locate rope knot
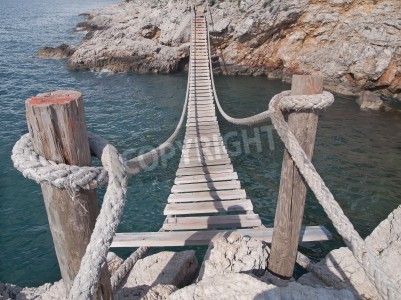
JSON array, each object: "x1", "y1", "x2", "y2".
[
  {"x1": 271, "y1": 90, "x2": 334, "y2": 112},
  {"x1": 11, "y1": 133, "x2": 109, "y2": 190}
]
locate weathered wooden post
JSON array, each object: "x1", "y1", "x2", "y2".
[
  {"x1": 268, "y1": 75, "x2": 324, "y2": 278},
  {"x1": 25, "y1": 90, "x2": 112, "y2": 298}
]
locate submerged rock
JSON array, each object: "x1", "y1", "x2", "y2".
[
  {"x1": 36, "y1": 44, "x2": 77, "y2": 60},
  {"x1": 356, "y1": 91, "x2": 384, "y2": 110}
]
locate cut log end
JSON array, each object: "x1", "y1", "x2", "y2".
[{"x1": 27, "y1": 90, "x2": 81, "y2": 106}]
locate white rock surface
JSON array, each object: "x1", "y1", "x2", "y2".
[
  {"x1": 299, "y1": 205, "x2": 401, "y2": 299},
  {"x1": 169, "y1": 273, "x2": 355, "y2": 300},
  {"x1": 54, "y1": 0, "x2": 401, "y2": 100},
  {"x1": 124, "y1": 251, "x2": 198, "y2": 288},
  {"x1": 117, "y1": 284, "x2": 177, "y2": 300},
  {"x1": 198, "y1": 232, "x2": 269, "y2": 281}
]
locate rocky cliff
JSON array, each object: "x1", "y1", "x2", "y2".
[{"x1": 39, "y1": 0, "x2": 401, "y2": 100}]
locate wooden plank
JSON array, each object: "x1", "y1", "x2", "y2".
[
  {"x1": 185, "y1": 128, "x2": 220, "y2": 135},
  {"x1": 182, "y1": 140, "x2": 224, "y2": 149},
  {"x1": 163, "y1": 214, "x2": 261, "y2": 230},
  {"x1": 180, "y1": 154, "x2": 230, "y2": 163},
  {"x1": 179, "y1": 158, "x2": 232, "y2": 168},
  {"x1": 164, "y1": 199, "x2": 252, "y2": 215},
  {"x1": 171, "y1": 180, "x2": 240, "y2": 194},
  {"x1": 181, "y1": 145, "x2": 226, "y2": 155},
  {"x1": 184, "y1": 134, "x2": 222, "y2": 141},
  {"x1": 185, "y1": 120, "x2": 219, "y2": 126},
  {"x1": 185, "y1": 123, "x2": 219, "y2": 129},
  {"x1": 184, "y1": 133, "x2": 222, "y2": 140},
  {"x1": 168, "y1": 189, "x2": 245, "y2": 202},
  {"x1": 110, "y1": 226, "x2": 333, "y2": 247},
  {"x1": 175, "y1": 172, "x2": 238, "y2": 184}
]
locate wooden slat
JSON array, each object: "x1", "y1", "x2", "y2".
[
  {"x1": 185, "y1": 128, "x2": 220, "y2": 135},
  {"x1": 180, "y1": 154, "x2": 230, "y2": 163},
  {"x1": 111, "y1": 226, "x2": 333, "y2": 247},
  {"x1": 163, "y1": 214, "x2": 261, "y2": 230},
  {"x1": 168, "y1": 189, "x2": 246, "y2": 202},
  {"x1": 175, "y1": 172, "x2": 238, "y2": 184},
  {"x1": 179, "y1": 158, "x2": 231, "y2": 168},
  {"x1": 171, "y1": 180, "x2": 240, "y2": 193},
  {"x1": 182, "y1": 140, "x2": 224, "y2": 149},
  {"x1": 164, "y1": 199, "x2": 252, "y2": 215}
]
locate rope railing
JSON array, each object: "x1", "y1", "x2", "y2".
[{"x1": 10, "y1": 3, "x2": 400, "y2": 299}]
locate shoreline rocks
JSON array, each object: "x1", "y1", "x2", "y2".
[
  {"x1": 36, "y1": 44, "x2": 77, "y2": 60},
  {"x1": 36, "y1": 0, "x2": 401, "y2": 102}
]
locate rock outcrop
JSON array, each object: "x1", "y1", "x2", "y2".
[
  {"x1": 49, "y1": 0, "x2": 401, "y2": 100},
  {"x1": 169, "y1": 273, "x2": 356, "y2": 300},
  {"x1": 36, "y1": 44, "x2": 77, "y2": 60},
  {"x1": 123, "y1": 251, "x2": 198, "y2": 288},
  {"x1": 198, "y1": 231, "x2": 270, "y2": 281},
  {"x1": 298, "y1": 205, "x2": 401, "y2": 299}
]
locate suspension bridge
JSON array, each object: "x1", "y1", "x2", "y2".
[{"x1": 11, "y1": 5, "x2": 400, "y2": 300}]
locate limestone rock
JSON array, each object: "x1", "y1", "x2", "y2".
[
  {"x1": 356, "y1": 91, "x2": 384, "y2": 110},
  {"x1": 198, "y1": 232, "x2": 269, "y2": 281},
  {"x1": 36, "y1": 44, "x2": 77, "y2": 59},
  {"x1": 124, "y1": 251, "x2": 198, "y2": 288},
  {"x1": 40, "y1": 0, "x2": 401, "y2": 100},
  {"x1": 16, "y1": 280, "x2": 65, "y2": 300},
  {"x1": 169, "y1": 273, "x2": 355, "y2": 300},
  {"x1": 298, "y1": 205, "x2": 401, "y2": 299},
  {"x1": 107, "y1": 251, "x2": 123, "y2": 276},
  {"x1": 118, "y1": 284, "x2": 177, "y2": 300}
]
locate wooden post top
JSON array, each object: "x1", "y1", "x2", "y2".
[
  {"x1": 291, "y1": 74, "x2": 323, "y2": 96},
  {"x1": 26, "y1": 90, "x2": 81, "y2": 106}
]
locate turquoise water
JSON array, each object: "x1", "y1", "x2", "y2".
[{"x1": 1, "y1": 0, "x2": 401, "y2": 288}]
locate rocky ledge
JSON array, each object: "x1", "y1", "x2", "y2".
[
  {"x1": 2, "y1": 204, "x2": 401, "y2": 299},
  {"x1": 38, "y1": 0, "x2": 401, "y2": 101}
]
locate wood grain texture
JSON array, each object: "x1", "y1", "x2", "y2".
[
  {"x1": 111, "y1": 226, "x2": 332, "y2": 247},
  {"x1": 25, "y1": 90, "x2": 112, "y2": 298},
  {"x1": 268, "y1": 75, "x2": 323, "y2": 278}
]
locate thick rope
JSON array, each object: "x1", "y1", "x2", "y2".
[
  {"x1": 11, "y1": 134, "x2": 108, "y2": 190},
  {"x1": 268, "y1": 94, "x2": 400, "y2": 300},
  {"x1": 69, "y1": 144, "x2": 128, "y2": 299}
]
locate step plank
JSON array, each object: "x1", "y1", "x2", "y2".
[
  {"x1": 168, "y1": 188, "x2": 245, "y2": 202},
  {"x1": 164, "y1": 199, "x2": 252, "y2": 215},
  {"x1": 175, "y1": 172, "x2": 238, "y2": 184},
  {"x1": 171, "y1": 180, "x2": 240, "y2": 193},
  {"x1": 111, "y1": 226, "x2": 333, "y2": 247},
  {"x1": 163, "y1": 214, "x2": 261, "y2": 230}
]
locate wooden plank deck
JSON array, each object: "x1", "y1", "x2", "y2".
[{"x1": 111, "y1": 13, "x2": 332, "y2": 248}]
